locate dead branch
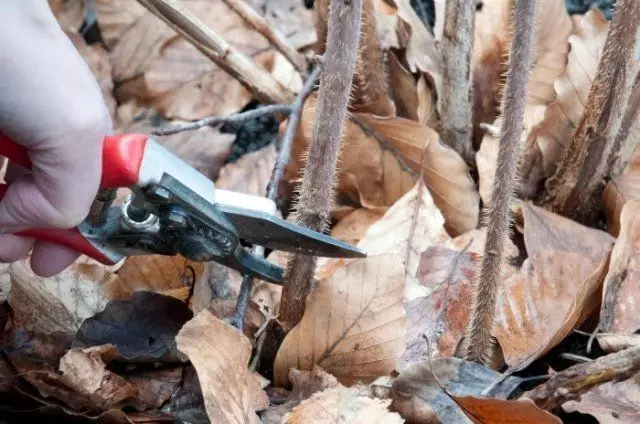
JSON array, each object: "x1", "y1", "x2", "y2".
[
  {"x1": 523, "y1": 345, "x2": 640, "y2": 411},
  {"x1": 540, "y1": 0, "x2": 640, "y2": 223},
  {"x1": 228, "y1": 65, "x2": 322, "y2": 331},
  {"x1": 151, "y1": 104, "x2": 293, "y2": 136},
  {"x1": 462, "y1": 0, "x2": 536, "y2": 367},
  {"x1": 278, "y1": 0, "x2": 364, "y2": 332},
  {"x1": 136, "y1": 0, "x2": 295, "y2": 106},
  {"x1": 438, "y1": 0, "x2": 476, "y2": 165},
  {"x1": 222, "y1": 0, "x2": 307, "y2": 74}
]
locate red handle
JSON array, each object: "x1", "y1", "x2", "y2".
[
  {"x1": 0, "y1": 131, "x2": 150, "y2": 265},
  {"x1": 0, "y1": 131, "x2": 149, "y2": 188}
]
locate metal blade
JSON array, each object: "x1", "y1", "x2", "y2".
[
  {"x1": 216, "y1": 246, "x2": 284, "y2": 284},
  {"x1": 217, "y1": 205, "x2": 367, "y2": 258}
]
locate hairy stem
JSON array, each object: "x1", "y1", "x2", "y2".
[
  {"x1": 278, "y1": 0, "x2": 363, "y2": 332},
  {"x1": 524, "y1": 346, "x2": 640, "y2": 411},
  {"x1": 438, "y1": 0, "x2": 476, "y2": 165},
  {"x1": 464, "y1": 0, "x2": 536, "y2": 366},
  {"x1": 540, "y1": 0, "x2": 640, "y2": 223},
  {"x1": 136, "y1": 0, "x2": 294, "y2": 105},
  {"x1": 222, "y1": 0, "x2": 307, "y2": 74}
]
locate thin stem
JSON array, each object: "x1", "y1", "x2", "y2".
[
  {"x1": 151, "y1": 104, "x2": 292, "y2": 136},
  {"x1": 278, "y1": 0, "x2": 364, "y2": 332},
  {"x1": 464, "y1": 0, "x2": 537, "y2": 367}
]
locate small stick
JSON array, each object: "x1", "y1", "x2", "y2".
[
  {"x1": 278, "y1": 0, "x2": 364, "y2": 332},
  {"x1": 222, "y1": 0, "x2": 307, "y2": 74},
  {"x1": 438, "y1": 0, "x2": 476, "y2": 165},
  {"x1": 524, "y1": 346, "x2": 640, "y2": 411},
  {"x1": 151, "y1": 104, "x2": 293, "y2": 136},
  {"x1": 136, "y1": 0, "x2": 294, "y2": 105},
  {"x1": 228, "y1": 65, "x2": 322, "y2": 331},
  {"x1": 462, "y1": 0, "x2": 537, "y2": 366}
]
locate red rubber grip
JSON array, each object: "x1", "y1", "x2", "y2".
[
  {"x1": 0, "y1": 185, "x2": 115, "y2": 265},
  {"x1": 0, "y1": 131, "x2": 149, "y2": 189}
]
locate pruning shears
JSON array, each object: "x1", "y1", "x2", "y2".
[{"x1": 0, "y1": 132, "x2": 365, "y2": 284}]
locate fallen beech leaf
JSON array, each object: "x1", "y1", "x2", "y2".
[
  {"x1": 116, "y1": 254, "x2": 204, "y2": 300},
  {"x1": 356, "y1": 183, "x2": 449, "y2": 299},
  {"x1": 453, "y1": 396, "x2": 561, "y2": 424},
  {"x1": 527, "y1": 9, "x2": 609, "y2": 180},
  {"x1": 73, "y1": 291, "x2": 193, "y2": 363},
  {"x1": 493, "y1": 204, "x2": 614, "y2": 369},
  {"x1": 597, "y1": 334, "x2": 640, "y2": 353},
  {"x1": 95, "y1": 0, "x2": 147, "y2": 49},
  {"x1": 284, "y1": 387, "x2": 403, "y2": 424},
  {"x1": 262, "y1": 367, "x2": 341, "y2": 424},
  {"x1": 110, "y1": 1, "x2": 271, "y2": 120},
  {"x1": 563, "y1": 374, "x2": 640, "y2": 423},
  {"x1": 330, "y1": 208, "x2": 387, "y2": 246},
  {"x1": 125, "y1": 367, "x2": 183, "y2": 410},
  {"x1": 259, "y1": 0, "x2": 317, "y2": 50},
  {"x1": 600, "y1": 201, "x2": 640, "y2": 333},
  {"x1": 161, "y1": 365, "x2": 208, "y2": 423},
  {"x1": 287, "y1": 95, "x2": 479, "y2": 235},
  {"x1": 65, "y1": 30, "x2": 117, "y2": 119},
  {"x1": 8, "y1": 258, "x2": 129, "y2": 334},
  {"x1": 399, "y1": 246, "x2": 477, "y2": 368},
  {"x1": 387, "y1": 51, "x2": 419, "y2": 121},
  {"x1": 175, "y1": 309, "x2": 268, "y2": 424},
  {"x1": 59, "y1": 345, "x2": 137, "y2": 410},
  {"x1": 603, "y1": 150, "x2": 640, "y2": 236},
  {"x1": 391, "y1": 357, "x2": 523, "y2": 424},
  {"x1": 118, "y1": 107, "x2": 235, "y2": 181},
  {"x1": 215, "y1": 144, "x2": 277, "y2": 197},
  {"x1": 274, "y1": 254, "x2": 406, "y2": 387}
]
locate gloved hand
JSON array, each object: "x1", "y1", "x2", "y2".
[{"x1": 0, "y1": 1, "x2": 112, "y2": 276}]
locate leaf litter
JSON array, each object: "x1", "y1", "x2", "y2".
[{"x1": 3, "y1": 0, "x2": 640, "y2": 423}]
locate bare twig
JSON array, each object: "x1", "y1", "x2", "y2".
[
  {"x1": 228, "y1": 65, "x2": 322, "y2": 332},
  {"x1": 438, "y1": 0, "x2": 476, "y2": 165},
  {"x1": 278, "y1": 0, "x2": 363, "y2": 332},
  {"x1": 151, "y1": 104, "x2": 292, "y2": 136},
  {"x1": 222, "y1": 0, "x2": 307, "y2": 74},
  {"x1": 524, "y1": 346, "x2": 640, "y2": 411},
  {"x1": 462, "y1": 0, "x2": 536, "y2": 367},
  {"x1": 136, "y1": 0, "x2": 295, "y2": 105},
  {"x1": 540, "y1": 0, "x2": 640, "y2": 223}
]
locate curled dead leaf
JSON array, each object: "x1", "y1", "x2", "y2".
[
  {"x1": 175, "y1": 309, "x2": 268, "y2": 424},
  {"x1": 603, "y1": 148, "x2": 640, "y2": 236},
  {"x1": 330, "y1": 208, "x2": 387, "y2": 246},
  {"x1": 494, "y1": 204, "x2": 614, "y2": 370},
  {"x1": 215, "y1": 143, "x2": 278, "y2": 197},
  {"x1": 274, "y1": 254, "x2": 406, "y2": 387},
  {"x1": 600, "y1": 200, "x2": 640, "y2": 333}
]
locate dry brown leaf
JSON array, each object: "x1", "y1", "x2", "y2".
[
  {"x1": 110, "y1": 1, "x2": 271, "y2": 120},
  {"x1": 215, "y1": 144, "x2": 277, "y2": 197},
  {"x1": 453, "y1": 396, "x2": 561, "y2": 424},
  {"x1": 176, "y1": 309, "x2": 268, "y2": 423},
  {"x1": 116, "y1": 255, "x2": 204, "y2": 300},
  {"x1": 262, "y1": 367, "x2": 342, "y2": 424},
  {"x1": 283, "y1": 386, "x2": 403, "y2": 424},
  {"x1": 493, "y1": 204, "x2": 614, "y2": 370},
  {"x1": 399, "y1": 246, "x2": 477, "y2": 368},
  {"x1": 330, "y1": 208, "x2": 387, "y2": 246},
  {"x1": 387, "y1": 51, "x2": 420, "y2": 121},
  {"x1": 356, "y1": 182, "x2": 449, "y2": 298},
  {"x1": 287, "y1": 96, "x2": 479, "y2": 235},
  {"x1": 274, "y1": 254, "x2": 406, "y2": 387},
  {"x1": 603, "y1": 149, "x2": 640, "y2": 236},
  {"x1": 8, "y1": 258, "x2": 129, "y2": 334},
  {"x1": 125, "y1": 367, "x2": 183, "y2": 410},
  {"x1": 117, "y1": 106, "x2": 235, "y2": 181},
  {"x1": 563, "y1": 373, "x2": 640, "y2": 423},
  {"x1": 65, "y1": 30, "x2": 117, "y2": 119},
  {"x1": 58, "y1": 345, "x2": 137, "y2": 410},
  {"x1": 526, "y1": 9, "x2": 610, "y2": 181},
  {"x1": 600, "y1": 200, "x2": 640, "y2": 333},
  {"x1": 95, "y1": 0, "x2": 147, "y2": 49},
  {"x1": 0, "y1": 263, "x2": 10, "y2": 303}
]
